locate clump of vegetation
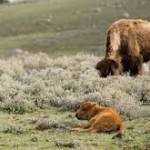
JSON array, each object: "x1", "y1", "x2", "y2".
[
  {"x1": 2, "y1": 124, "x2": 25, "y2": 134},
  {"x1": 0, "y1": 99, "x2": 35, "y2": 114},
  {"x1": 55, "y1": 140, "x2": 80, "y2": 149},
  {"x1": 0, "y1": 51, "x2": 149, "y2": 119},
  {"x1": 33, "y1": 117, "x2": 68, "y2": 131}
]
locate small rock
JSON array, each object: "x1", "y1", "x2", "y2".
[{"x1": 31, "y1": 137, "x2": 38, "y2": 142}]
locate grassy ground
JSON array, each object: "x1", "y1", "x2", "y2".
[
  {"x1": 0, "y1": 107, "x2": 149, "y2": 150},
  {"x1": 0, "y1": 0, "x2": 150, "y2": 56}
]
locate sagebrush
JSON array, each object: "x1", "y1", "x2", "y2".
[{"x1": 0, "y1": 50, "x2": 149, "y2": 118}]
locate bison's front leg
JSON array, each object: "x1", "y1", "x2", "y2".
[{"x1": 129, "y1": 55, "x2": 143, "y2": 76}]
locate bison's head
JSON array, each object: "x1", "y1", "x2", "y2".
[
  {"x1": 95, "y1": 58, "x2": 121, "y2": 77},
  {"x1": 75, "y1": 101, "x2": 95, "y2": 120},
  {"x1": 75, "y1": 100, "x2": 105, "y2": 120}
]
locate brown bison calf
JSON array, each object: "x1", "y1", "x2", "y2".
[
  {"x1": 96, "y1": 19, "x2": 150, "y2": 77},
  {"x1": 71, "y1": 101, "x2": 124, "y2": 138}
]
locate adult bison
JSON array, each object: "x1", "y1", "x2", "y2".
[{"x1": 96, "y1": 19, "x2": 150, "y2": 77}]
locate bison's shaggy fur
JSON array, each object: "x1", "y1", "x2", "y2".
[{"x1": 96, "y1": 19, "x2": 150, "y2": 77}]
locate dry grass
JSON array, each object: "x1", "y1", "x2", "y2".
[{"x1": 0, "y1": 51, "x2": 149, "y2": 119}]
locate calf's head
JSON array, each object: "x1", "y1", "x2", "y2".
[{"x1": 75, "y1": 101, "x2": 103, "y2": 120}]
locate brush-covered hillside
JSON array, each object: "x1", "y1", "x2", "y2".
[{"x1": 0, "y1": 0, "x2": 150, "y2": 56}]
